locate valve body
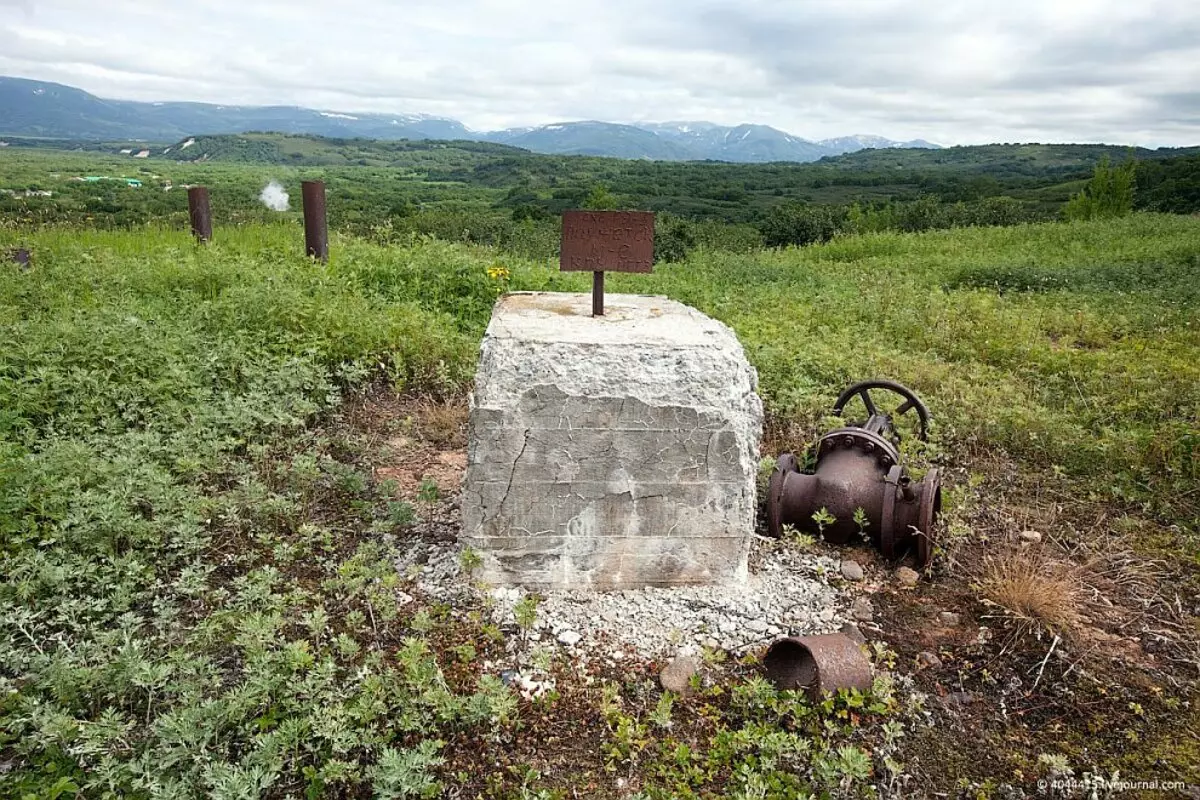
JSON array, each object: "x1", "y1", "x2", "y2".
[{"x1": 766, "y1": 384, "x2": 942, "y2": 566}]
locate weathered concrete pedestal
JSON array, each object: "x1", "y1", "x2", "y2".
[{"x1": 460, "y1": 292, "x2": 762, "y2": 589}]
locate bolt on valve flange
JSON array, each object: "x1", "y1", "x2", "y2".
[{"x1": 767, "y1": 380, "x2": 942, "y2": 567}]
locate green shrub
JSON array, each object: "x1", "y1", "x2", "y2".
[
  {"x1": 1064, "y1": 155, "x2": 1136, "y2": 220},
  {"x1": 758, "y1": 202, "x2": 843, "y2": 247}
]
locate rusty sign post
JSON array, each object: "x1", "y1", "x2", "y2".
[
  {"x1": 187, "y1": 187, "x2": 212, "y2": 243},
  {"x1": 560, "y1": 210, "x2": 654, "y2": 316},
  {"x1": 302, "y1": 180, "x2": 329, "y2": 263}
]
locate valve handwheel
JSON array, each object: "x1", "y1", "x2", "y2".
[{"x1": 832, "y1": 379, "x2": 930, "y2": 443}]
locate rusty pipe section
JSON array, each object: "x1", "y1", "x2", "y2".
[
  {"x1": 188, "y1": 187, "x2": 213, "y2": 243},
  {"x1": 301, "y1": 180, "x2": 328, "y2": 263},
  {"x1": 763, "y1": 634, "x2": 872, "y2": 695},
  {"x1": 767, "y1": 380, "x2": 942, "y2": 567}
]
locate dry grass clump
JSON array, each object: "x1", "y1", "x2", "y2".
[
  {"x1": 975, "y1": 549, "x2": 1084, "y2": 636},
  {"x1": 414, "y1": 398, "x2": 469, "y2": 448}
]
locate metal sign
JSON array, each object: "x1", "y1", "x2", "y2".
[
  {"x1": 560, "y1": 210, "x2": 655, "y2": 316},
  {"x1": 560, "y1": 210, "x2": 655, "y2": 273}
]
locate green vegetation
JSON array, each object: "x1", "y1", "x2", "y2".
[
  {"x1": 0, "y1": 211, "x2": 1196, "y2": 795},
  {"x1": 1, "y1": 135, "x2": 1199, "y2": 796},
  {"x1": 1063, "y1": 156, "x2": 1136, "y2": 220},
  {"x1": 3, "y1": 136, "x2": 1199, "y2": 259}
]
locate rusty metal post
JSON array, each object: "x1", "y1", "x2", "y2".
[
  {"x1": 187, "y1": 187, "x2": 212, "y2": 243},
  {"x1": 302, "y1": 180, "x2": 328, "y2": 263},
  {"x1": 593, "y1": 271, "x2": 604, "y2": 316}
]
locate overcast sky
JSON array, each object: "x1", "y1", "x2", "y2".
[{"x1": 1, "y1": 0, "x2": 1197, "y2": 146}]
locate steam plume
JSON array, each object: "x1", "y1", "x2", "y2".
[{"x1": 259, "y1": 180, "x2": 289, "y2": 212}]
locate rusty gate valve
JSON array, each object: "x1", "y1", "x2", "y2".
[{"x1": 767, "y1": 380, "x2": 942, "y2": 567}]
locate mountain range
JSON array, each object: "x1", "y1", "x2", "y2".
[{"x1": 0, "y1": 76, "x2": 940, "y2": 163}]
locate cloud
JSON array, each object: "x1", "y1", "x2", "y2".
[{"x1": 0, "y1": 0, "x2": 1197, "y2": 145}]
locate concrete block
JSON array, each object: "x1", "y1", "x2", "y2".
[{"x1": 461, "y1": 292, "x2": 763, "y2": 589}]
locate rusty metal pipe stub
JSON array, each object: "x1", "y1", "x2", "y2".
[{"x1": 763, "y1": 634, "x2": 873, "y2": 696}]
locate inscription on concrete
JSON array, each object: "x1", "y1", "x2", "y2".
[
  {"x1": 460, "y1": 292, "x2": 763, "y2": 590},
  {"x1": 560, "y1": 210, "x2": 655, "y2": 273}
]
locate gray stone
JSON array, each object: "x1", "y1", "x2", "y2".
[
  {"x1": 461, "y1": 293, "x2": 763, "y2": 589},
  {"x1": 895, "y1": 567, "x2": 920, "y2": 587},
  {"x1": 937, "y1": 611, "x2": 961, "y2": 627},
  {"x1": 840, "y1": 622, "x2": 867, "y2": 644},
  {"x1": 840, "y1": 560, "x2": 865, "y2": 581},
  {"x1": 660, "y1": 654, "x2": 700, "y2": 693},
  {"x1": 556, "y1": 629, "x2": 582, "y2": 647},
  {"x1": 939, "y1": 691, "x2": 979, "y2": 708},
  {"x1": 916, "y1": 650, "x2": 942, "y2": 669},
  {"x1": 1018, "y1": 530, "x2": 1042, "y2": 544},
  {"x1": 851, "y1": 596, "x2": 874, "y2": 622}
]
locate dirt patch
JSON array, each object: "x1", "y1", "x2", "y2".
[
  {"x1": 342, "y1": 391, "x2": 470, "y2": 500},
  {"x1": 869, "y1": 454, "x2": 1200, "y2": 792}
]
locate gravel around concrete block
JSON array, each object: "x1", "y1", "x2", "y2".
[{"x1": 396, "y1": 534, "x2": 847, "y2": 660}]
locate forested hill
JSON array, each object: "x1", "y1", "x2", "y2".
[
  {"x1": 2, "y1": 132, "x2": 1197, "y2": 235},
  {"x1": 24, "y1": 131, "x2": 1183, "y2": 176},
  {"x1": 150, "y1": 133, "x2": 1200, "y2": 177},
  {"x1": 815, "y1": 142, "x2": 1200, "y2": 172},
  {"x1": 146, "y1": 134, "x2": 1200, "y2": 215}
]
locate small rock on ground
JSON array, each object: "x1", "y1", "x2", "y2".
[
  {"x1": 916, "y1": 650, "x2": 943, "y2": 669},
  {"x1": 1019, "y1": 530, "x2": 1043, "y2": 544},
  {"x1": 895, "y1": 566, "x2": 920, "y2": 587},
  {"x1": 937, "y1": 611, "x2": 961, "y2": 626},
  {"x1": 840, "y1": 560, "x2": 865, "y2": 581},
  {"x1": 557, "y1": 630, "x2": 582, "y2": 647},
  {"x1": 840, "y1": 622, "x2": 867, "y2": 644},
  {"x1": 851, "y1": 596, "x2": 874, "y2": 622},
  {"x1": 939, "y1": 691, "x2": 979, "y2": 709},
  {"x1": 660, "y1": 654, "x2": 700, "y2": 694}
]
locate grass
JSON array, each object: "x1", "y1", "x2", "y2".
[
  {"x1": 0, "y1": 213, "x2": 1197, "y2": 796},
  {"x1": 974, "y1": 550, "x2": 1083, "y2": 635}
]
